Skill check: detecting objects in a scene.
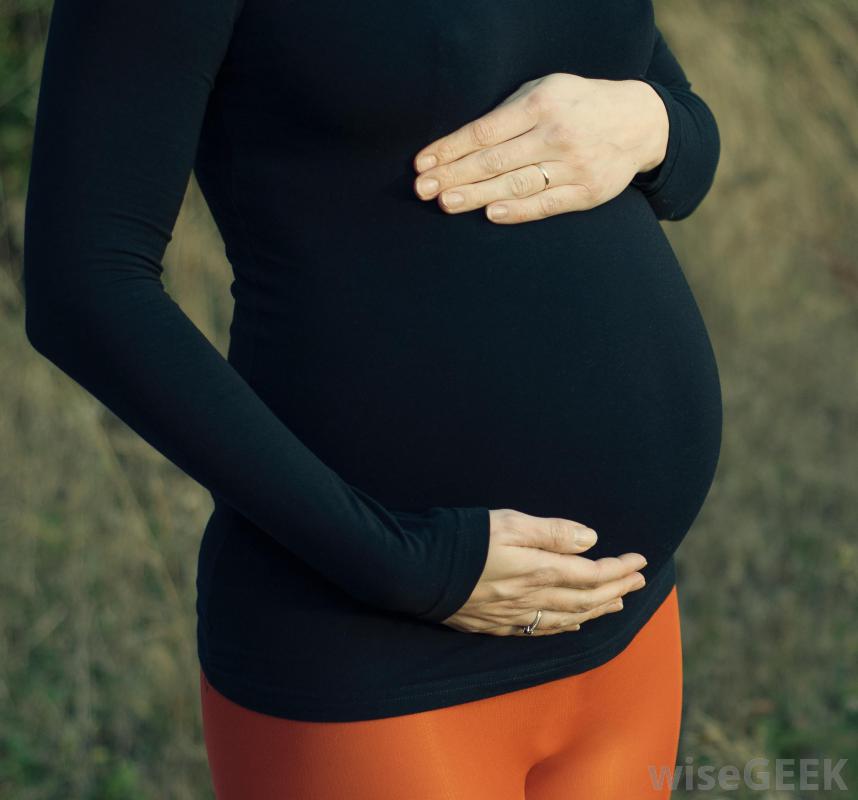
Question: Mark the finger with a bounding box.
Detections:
[537,570,647,613]
[501,510,599,554]
[479,618,581,637]
[413,93,539,174]
[488,596,627,637]
[438,161,559,214]
[536,551,648,587]
[414,127,546,200]
[443,580,633,636]
[485,183,596,224]
[524,595,627,635]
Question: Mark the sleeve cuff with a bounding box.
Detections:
[630,78,682,198]
[416,506,491,624]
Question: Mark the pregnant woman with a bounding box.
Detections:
[23,0,722,797]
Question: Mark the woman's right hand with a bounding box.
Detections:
[440,508,648,636]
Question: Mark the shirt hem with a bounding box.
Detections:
[198,555,677,722]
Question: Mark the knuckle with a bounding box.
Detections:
[566,151,588,172]
[598,596,622,613]
[506,590,534,611]
[538,192,561,217]
[509,170,534,197]
[585,603,608,619]
[543,71,574,89]
[545,121,576,150]
[488,581,518,602]
[435,165,456,186]
[495,508,518,532]
[574,590,602,612]
[528,565,558,588]
[536,616,557,631]
[524,89,550,118]
[587,560,606,586]
[558,616,580,631]
[492,510,526,544]
[435,142,456,164]
[479,147,507,174]
[547,518,567,550]
[470,118,497,147]
[625,572,646,592]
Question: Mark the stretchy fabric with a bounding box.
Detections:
[23,0,721,721]
[200,585,682,799]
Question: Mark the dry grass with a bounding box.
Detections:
[1,1,857,797]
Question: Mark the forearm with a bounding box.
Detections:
[23,250,489,620]
[22,0,490,623]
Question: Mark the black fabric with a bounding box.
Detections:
[23,0,722,722]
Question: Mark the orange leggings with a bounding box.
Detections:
[200,585,681,799]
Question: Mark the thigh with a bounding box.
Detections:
[199,666,530,800]
[525,585,683,800]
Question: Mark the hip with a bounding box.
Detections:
[200,584,682,798]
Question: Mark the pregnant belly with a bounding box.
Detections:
[239,187,723,571]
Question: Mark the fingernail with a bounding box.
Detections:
[632,576,646,590]
[488,204,508,220]
[416,154,437,171]
[417,177,439,196]
[575,528,597,546]
[442,191,464,208]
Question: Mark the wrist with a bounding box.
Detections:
[627,79,670,174]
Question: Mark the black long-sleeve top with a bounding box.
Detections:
[23,0,722,722]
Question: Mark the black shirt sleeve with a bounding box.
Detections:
[21,0,490,623]
[632,25,721,221]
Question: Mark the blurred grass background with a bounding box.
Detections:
[2,1,857,798]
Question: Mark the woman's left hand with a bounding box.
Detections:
[412,72,669,224]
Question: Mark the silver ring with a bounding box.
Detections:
[535,162,550,189]
[522,609,543,635]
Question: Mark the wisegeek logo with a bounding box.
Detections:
[647,757,849,792]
